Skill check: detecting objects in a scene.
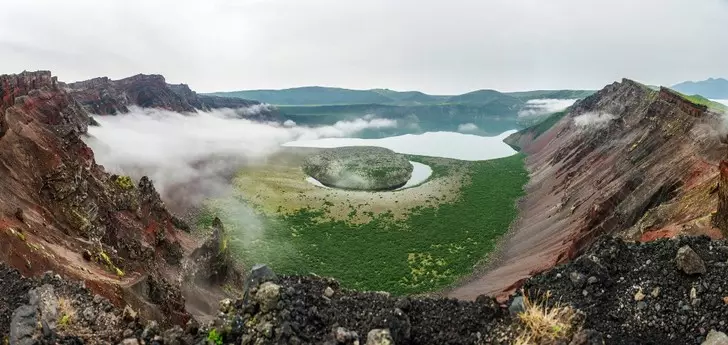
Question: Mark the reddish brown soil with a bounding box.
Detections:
[449,80,728,301]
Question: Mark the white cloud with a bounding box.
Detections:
[518,99,578,118]
[1,0,726,93]
[457,123,479,132]
[572,112,616,129]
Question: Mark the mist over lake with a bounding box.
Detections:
[283,130,518,161]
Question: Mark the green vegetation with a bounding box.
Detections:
[528,110,568,138]
[504,110,568,151]
[97,250,124,278]
[207,328,223,345]
[678,93,728,112]
[114,175,135,190]
[199,154,528,295]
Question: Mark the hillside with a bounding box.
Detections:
[672,77,728,99]
[451,79,728,300]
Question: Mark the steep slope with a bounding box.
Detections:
[0,71,231,328]
[672,77,728,99]
[450,78,727,300]
[66,74,280,120]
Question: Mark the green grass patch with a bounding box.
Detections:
[680,93,728,112]
[199,154,528,295]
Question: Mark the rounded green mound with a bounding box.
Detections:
[303,146,414,191]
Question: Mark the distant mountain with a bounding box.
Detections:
[671,78,728,99]
[208,86,594,135]
[445,89,518,105]
[209,87,394,105]
[210,86,594,106]
[506,89,595,101]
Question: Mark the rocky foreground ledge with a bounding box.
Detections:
[6,236,728,344]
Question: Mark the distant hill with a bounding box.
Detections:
[506,89,595,101]
[671,78,728,99]
[209,86,594,106]
[445,89,520,105]
[209,86,393,105]
[208,86,594,136]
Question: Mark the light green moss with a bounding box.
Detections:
[207,328,223,345]
[58,314,71,327]
[115,175,135,190]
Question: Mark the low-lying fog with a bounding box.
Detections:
[84,105,518,210]
[283,130,518,161]
[84,106,399,210]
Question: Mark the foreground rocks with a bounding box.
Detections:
[524,235,728,344]
[9,235,728,344]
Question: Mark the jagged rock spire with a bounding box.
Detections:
[713,160,728,235]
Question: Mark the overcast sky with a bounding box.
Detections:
[1,0,726,94]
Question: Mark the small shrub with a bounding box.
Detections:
[207,328,223,345]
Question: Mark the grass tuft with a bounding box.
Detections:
[514,291,577,344]
[57,297,76,329]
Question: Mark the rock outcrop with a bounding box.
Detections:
[451,79,727,300]
[303,146,414,191]
[65,74,280,120]
[0,71,194,327]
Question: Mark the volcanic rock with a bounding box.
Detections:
[0,70,194,327]
[303,146,414,191]
[65,74,280,120]
[703,330,728,345]
[366,329,394,345]
[9,305,37,345]
[676,245,707,274]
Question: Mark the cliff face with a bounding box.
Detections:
[65,74,280,120]
[451,79,728,300]
[0,71,196,325]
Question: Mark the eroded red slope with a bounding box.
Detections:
[0,71,195,324]
[450,79,727,300]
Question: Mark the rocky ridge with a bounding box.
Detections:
[0,71,245,335]
[65,74,280,120]
[451,79,728,300]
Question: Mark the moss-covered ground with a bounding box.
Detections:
[197,151,528,295]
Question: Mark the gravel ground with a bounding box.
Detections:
[523,235,728,344]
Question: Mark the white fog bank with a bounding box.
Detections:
[283,130,518,161]
[84,106,398,208]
